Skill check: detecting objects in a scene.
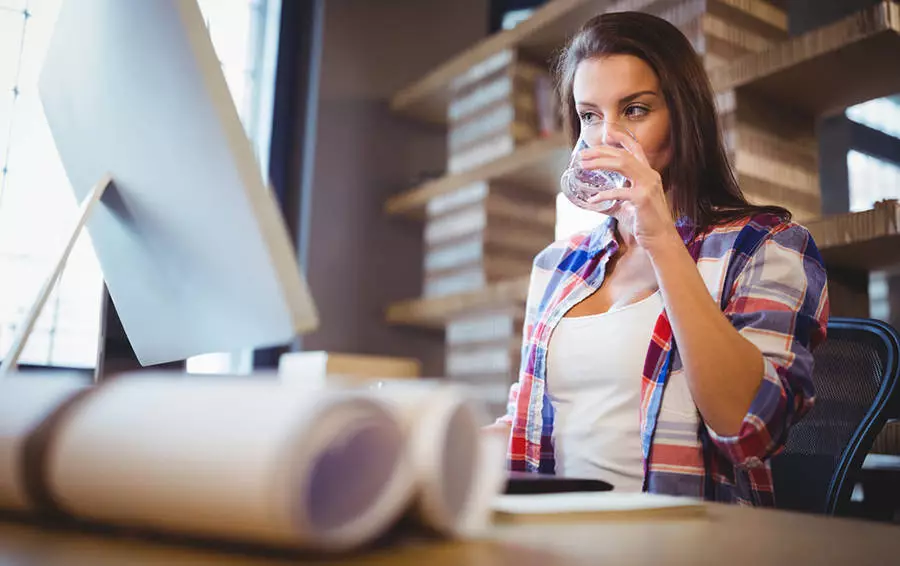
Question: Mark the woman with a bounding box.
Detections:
[488,12,829,506]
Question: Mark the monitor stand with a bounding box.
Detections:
[93,285,186,382]
[0,174,112,379]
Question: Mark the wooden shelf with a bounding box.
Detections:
[385,133,569,218]
[806,200,900,271]
[386,276,529,329]
[709,1,900,115]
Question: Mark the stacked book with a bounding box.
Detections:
[446,49,557,174]
[445,308,525,416]
[671,0,822,221]
[421,179,554,410]
[689,0,788,71]
[423,181,555,298]
[730,99,821,222]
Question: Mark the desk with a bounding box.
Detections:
[0,503,899,566]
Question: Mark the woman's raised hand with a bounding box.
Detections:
[580,137,682,253]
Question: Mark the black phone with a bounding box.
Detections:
[504,471,614,495]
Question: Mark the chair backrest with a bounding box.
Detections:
[772,317,900,515]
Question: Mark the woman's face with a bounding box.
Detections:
[572,55,672,175]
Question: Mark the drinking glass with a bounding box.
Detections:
[560,119,636,213]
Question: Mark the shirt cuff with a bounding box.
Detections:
[704,357,784,469]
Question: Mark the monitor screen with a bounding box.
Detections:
[37,0,318,366]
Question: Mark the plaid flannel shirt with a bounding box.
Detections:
[498,213,829,506]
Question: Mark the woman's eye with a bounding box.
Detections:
[624,105,649,119]
[579,111,598,125]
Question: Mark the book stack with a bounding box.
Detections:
[445,309,524,416]
[718,89,821,221]
[420,179,553,412]
[446,49,557,174]
[423,181,555,298]
[672,0,823,221]
[692,0,788,71]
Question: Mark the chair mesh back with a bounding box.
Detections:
[773,321,894,514]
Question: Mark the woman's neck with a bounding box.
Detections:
[612,212,639,252]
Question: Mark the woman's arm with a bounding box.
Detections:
[583,144,764,435]
[645,236,764,437]
[697,223,827,464]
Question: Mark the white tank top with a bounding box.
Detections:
[546,291,662,492]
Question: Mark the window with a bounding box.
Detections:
[845,96,900,213]
[846,95,900,139]
[847,150,900,212]
[0,0,281,369]
[846,96,900,324]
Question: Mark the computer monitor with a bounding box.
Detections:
[36,0,319,367]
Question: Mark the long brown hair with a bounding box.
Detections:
[557,11,789,231]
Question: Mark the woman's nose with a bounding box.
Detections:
[580,117,636,149]
[602,125,624,146]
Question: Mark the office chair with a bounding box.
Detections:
[772,317,900,515]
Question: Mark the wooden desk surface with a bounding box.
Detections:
[0,504,899,566]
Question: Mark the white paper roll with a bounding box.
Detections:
[367,380,507,538]
[44,374,414,551]
[0,374,91,512]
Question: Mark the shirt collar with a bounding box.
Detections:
[584,215,618,258]
[675,216,698,245]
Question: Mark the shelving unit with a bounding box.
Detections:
[383,0,900,401]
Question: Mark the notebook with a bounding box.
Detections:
[493,492,707,523]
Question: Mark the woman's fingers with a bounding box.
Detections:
[617,136,651,166]
[578,153,634,176]
[577,138,649,165]
[577,146,626,162]
[578,143,662,205]
[588,187,631,203]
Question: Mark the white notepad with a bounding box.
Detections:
[492,492,707,523]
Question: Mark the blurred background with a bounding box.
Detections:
[0,0,898,418]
